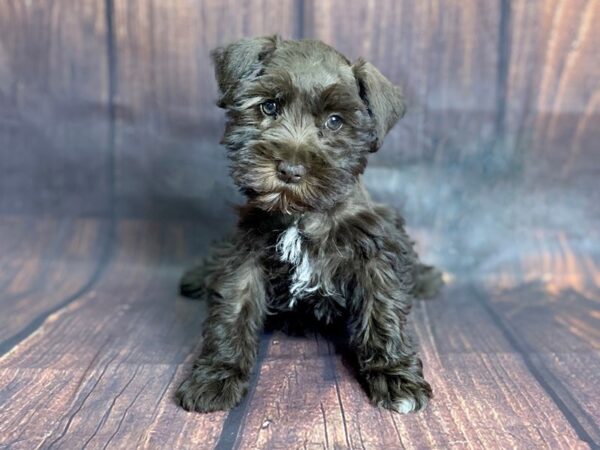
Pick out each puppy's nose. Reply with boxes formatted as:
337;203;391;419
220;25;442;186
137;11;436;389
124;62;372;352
276;161;306;184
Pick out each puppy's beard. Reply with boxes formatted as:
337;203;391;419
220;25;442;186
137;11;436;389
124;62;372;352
231;157;314;214
236;163;356;214
249;187;311;215
230;147;356;214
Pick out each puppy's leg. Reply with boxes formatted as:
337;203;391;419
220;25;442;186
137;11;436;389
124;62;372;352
411;263;444;299
176;248;266;412
348;257;432;413
179;260;208;299
379;206;443;299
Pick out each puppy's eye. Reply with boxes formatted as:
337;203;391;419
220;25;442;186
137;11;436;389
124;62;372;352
260;100;279;116
325;115;343;131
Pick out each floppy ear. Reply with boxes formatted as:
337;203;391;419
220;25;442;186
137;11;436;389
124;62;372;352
211;35;280;107
352;58;406;152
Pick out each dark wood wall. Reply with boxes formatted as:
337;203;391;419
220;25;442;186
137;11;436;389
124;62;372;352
1;0;598;268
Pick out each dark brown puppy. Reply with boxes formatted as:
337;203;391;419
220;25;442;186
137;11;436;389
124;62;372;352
176;36;443;414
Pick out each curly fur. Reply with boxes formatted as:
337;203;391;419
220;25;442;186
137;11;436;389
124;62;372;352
176;36;443;414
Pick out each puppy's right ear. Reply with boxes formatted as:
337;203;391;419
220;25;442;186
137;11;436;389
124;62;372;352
352;58;406;152
211;35;280;107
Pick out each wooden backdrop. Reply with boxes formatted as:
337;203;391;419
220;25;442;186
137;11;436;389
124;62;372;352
1;0;598;272
0;0;600;223
1;1;599;449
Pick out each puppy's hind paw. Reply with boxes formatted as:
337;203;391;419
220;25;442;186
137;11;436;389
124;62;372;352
179;264;207;299
412;264;444;300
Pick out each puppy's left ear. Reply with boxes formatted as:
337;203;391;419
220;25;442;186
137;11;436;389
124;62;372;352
352;59;406;152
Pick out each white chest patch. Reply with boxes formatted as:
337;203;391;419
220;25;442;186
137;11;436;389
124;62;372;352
276;223;319;306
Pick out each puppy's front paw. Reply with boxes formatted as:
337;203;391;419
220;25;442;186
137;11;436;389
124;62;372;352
175;368;248;413
364;371;432;414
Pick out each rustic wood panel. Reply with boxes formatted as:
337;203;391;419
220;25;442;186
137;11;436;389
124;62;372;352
334;354;589;450
505;0;600;181
536;351;600;431
0;365;226;450
480;235;600;444
111;0;300;218
0;221;204;369
0;218;109;352
0;0;112;215
409;285;599;448
0;220;226;448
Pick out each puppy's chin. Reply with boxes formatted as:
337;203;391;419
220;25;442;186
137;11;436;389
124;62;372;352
248;190;311;215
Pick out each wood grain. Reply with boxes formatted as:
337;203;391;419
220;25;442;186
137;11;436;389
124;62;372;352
505;0;600;181
235;342;350;449
0;220;226;448
0;218;109;350
482;239;600;444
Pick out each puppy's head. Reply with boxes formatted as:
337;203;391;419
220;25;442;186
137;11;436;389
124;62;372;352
212;36;405;214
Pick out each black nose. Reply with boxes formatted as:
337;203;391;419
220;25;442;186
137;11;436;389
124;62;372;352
276;161;306;184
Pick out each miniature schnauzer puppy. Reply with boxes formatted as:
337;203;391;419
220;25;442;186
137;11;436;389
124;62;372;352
176;36;442;414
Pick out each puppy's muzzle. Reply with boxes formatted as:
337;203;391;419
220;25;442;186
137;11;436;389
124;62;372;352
276;160;306;184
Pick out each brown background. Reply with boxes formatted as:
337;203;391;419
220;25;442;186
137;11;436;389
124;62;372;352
0;1;599;449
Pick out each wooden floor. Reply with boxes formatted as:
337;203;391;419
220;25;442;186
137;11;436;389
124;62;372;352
0;216;599;449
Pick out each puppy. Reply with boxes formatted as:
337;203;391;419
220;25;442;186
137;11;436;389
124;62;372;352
176;36;442;414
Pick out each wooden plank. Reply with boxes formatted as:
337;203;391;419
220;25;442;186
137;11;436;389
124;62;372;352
536;351;600;429
111;0;300;218
443;227;600;444
335;353;589;450
232;284;593;449
0;218;109;350
463;228;600;444
481;235;600;445
234;344;350;449
505;0;600;181
483;231;600;351
0;0;112;215
479;289;600;447
0;217;36;289
410;290;598;449
0;220;227;448
0;365;225;450
0;221;203;369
